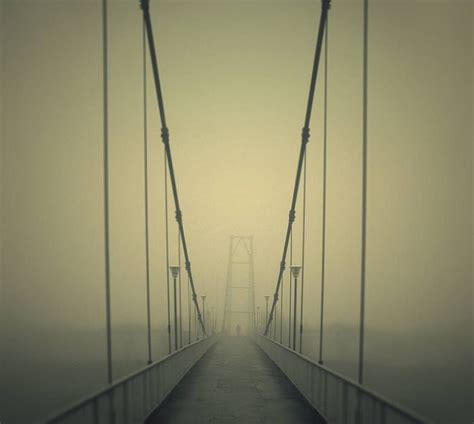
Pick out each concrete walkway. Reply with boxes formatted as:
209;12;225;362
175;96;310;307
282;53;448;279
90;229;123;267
147;336;325;424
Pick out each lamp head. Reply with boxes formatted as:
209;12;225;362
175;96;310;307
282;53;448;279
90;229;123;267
264;295;270;301
169;266;180;279
290;266;302;279
201;295;207;301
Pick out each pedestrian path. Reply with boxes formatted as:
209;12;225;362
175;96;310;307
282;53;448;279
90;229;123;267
147;336;325;424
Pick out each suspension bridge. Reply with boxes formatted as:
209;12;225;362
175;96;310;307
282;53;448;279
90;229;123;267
0;0;471;423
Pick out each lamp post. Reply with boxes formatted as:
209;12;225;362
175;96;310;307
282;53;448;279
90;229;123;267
211;306;215;334
264;295;270;329
194;306;198;341
178;270;182;349
187;276;191;345
273;300;277;340
280;275;284;344
289;272;292;347
169;266;180;351
290;266;301;350
201;295;207;336
256;306;260;332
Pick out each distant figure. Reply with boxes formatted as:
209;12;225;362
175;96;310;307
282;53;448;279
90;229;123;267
236;324;241;337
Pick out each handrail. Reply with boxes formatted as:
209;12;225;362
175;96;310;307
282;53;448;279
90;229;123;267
256;335;433;424
39;335;217;423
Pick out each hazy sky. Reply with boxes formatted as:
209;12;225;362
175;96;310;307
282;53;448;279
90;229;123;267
0;0;472;422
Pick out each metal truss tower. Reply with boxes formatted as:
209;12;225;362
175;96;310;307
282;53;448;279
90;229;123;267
222;236;256;335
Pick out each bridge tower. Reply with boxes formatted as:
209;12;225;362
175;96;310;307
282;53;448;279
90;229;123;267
222;236;256;335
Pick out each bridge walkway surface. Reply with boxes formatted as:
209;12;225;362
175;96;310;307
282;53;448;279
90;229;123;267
147;336;325;424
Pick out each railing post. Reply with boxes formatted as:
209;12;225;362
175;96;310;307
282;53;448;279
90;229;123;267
355;390;363;424
342;382;348;424
123;381;129;424
108;391;116;424
92;399;99;424
380;405;386;424
142;374;147;417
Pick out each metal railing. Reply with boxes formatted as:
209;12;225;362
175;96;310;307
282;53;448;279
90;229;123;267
40;335;218;424
254;335;432;424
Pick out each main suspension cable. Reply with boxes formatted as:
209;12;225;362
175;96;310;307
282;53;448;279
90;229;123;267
140;0;206;336
264;0;331;336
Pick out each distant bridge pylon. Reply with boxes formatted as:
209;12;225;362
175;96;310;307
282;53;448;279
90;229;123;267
222;235;256;335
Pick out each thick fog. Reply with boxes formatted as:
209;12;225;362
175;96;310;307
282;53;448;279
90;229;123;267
0;0;472;423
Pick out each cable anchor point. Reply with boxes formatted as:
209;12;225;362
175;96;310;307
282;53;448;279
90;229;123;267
161;127;170;145
302;127;310;145
140;0;149;12
289;209;296;223
322;0;331;10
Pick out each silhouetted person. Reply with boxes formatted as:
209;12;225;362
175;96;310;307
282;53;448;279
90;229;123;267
236;324;241;337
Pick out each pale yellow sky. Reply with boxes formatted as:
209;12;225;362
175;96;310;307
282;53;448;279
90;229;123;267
1;0;471;342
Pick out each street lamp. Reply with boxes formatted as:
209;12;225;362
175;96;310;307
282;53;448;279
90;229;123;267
211;306;215;334
273;298;277;340
290;266;301;350
280;275;284;344
194;305;198;341
201;295;207;335
169;266;180;351
256;306;260;332
264;295;270;328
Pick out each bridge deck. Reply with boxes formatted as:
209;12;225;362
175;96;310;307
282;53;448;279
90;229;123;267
147;336;325;424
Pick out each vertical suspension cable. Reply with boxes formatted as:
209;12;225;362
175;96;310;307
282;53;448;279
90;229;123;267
288;230;293;347
273;291;277;339
319;19;329;365
194;301;198;340
299;154;307;353
187;274;191;344
279;263;284;343
292;267;297;350
358;0;369;385
172;266;178;351
178;228;183;348
102;0;113;385
164;154;171;354
143;19;152;366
